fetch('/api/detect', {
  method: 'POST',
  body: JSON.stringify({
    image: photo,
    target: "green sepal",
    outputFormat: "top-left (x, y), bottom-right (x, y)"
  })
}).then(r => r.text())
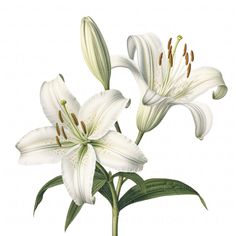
top-left (118, 178), bottom-right (207, 211)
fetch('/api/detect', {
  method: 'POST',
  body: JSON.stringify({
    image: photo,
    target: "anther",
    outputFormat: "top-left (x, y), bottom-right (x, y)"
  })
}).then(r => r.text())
top-left (56, 123), bottom-right (60, 136)
top-left (168, 38), bottom-right (172, 49)
top-left (60, 100), bottom-right (67, 106)
top-left (58, 110), bottom-right (64, 123)
top-left (190, 50), bottom-right (194, 62)
top-left (169, 53), bottom-right (173, 67)
top-left (56, 136), bottom-right (62, 147)
top-left (168, 46), bottom-right (172, 59)
top-left (71, 113), bottom-right (79, 126)
top-left (59, 74), bottom-right (65, 82)
top-left (80, 121), bottom-right (87, 134)
top-left (187, 63), bottom-right (191, 78)
top-left (183, 44), bottom-right (187, 56)
top-left (61, 126), bottom-right (68, 140)
top-left (185, 52), bottom-right (189, 65)
top-left (158, 52), bottom-right (163, 66)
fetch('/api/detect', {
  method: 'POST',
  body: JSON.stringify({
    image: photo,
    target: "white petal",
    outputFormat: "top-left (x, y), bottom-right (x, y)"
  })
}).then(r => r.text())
top-left (40, 75), bottom-right (80, 125)
top-left (127, 33), bottom-right (166, 89)
top-left (176, 67), bottom-right (227, 102)
top-left (182, 102), bottom-right (213, 139)
top-left (142, 88), bottom-right (171, 105)
top-left (78, 90), bottom-right (130, 140)
top-left (111, 55), bottom-right (148, 95)
top-left (137, 101), bottom-right (171, 132)
top-left (93, 131), bottom-right (147, 172)
top-left (16, 127), bottom-right (68, 165)
top-left (62, 144), bottom-right (96, 206)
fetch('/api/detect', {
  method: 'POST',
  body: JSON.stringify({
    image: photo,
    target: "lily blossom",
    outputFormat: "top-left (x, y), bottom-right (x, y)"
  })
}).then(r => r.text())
top-left (16, 75), bottom-right (147, 206)
top-left (111, 34), bottom-right (227, 139)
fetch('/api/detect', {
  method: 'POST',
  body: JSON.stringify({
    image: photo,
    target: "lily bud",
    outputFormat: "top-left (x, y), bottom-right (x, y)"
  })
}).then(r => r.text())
top-left (81, 16), bottom-right (111, 90)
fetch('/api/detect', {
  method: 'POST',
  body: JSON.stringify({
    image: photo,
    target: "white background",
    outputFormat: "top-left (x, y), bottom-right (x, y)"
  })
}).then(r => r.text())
top-left (0, 0), bottom-right (235, 235)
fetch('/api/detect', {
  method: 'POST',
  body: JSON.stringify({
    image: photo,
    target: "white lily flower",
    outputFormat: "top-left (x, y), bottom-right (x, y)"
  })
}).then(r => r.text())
top-left (16, 75), bottom-right (147, 206)
top-left (111, 34), bottom-right (227, 139)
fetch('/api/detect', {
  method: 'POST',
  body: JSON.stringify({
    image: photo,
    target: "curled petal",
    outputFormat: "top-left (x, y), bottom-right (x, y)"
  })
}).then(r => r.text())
top-left (182, 102), bottom-right (213, 140)
top-left (93, 131), bottom-right (147, 172)
top-left (78, 90), bottom-right (130, 140)
top-left (16, 127), bottom-right (69, 165)
top-left (127, 33), bottom-right (166, 89)
top-left (40, 75), bottom-right (80, 125)
top-left (62, 144), bottom-right (96, 206)
top-left (176, 67), bottom-right (228, 102)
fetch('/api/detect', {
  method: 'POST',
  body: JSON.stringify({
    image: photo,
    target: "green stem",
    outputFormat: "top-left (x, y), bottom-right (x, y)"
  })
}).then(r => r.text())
top-left (108, 180), bottom-right (119, 236)
top-left (116, 177), bottom-right (123, 199)
top-left (135, 131), bottom-right (144, 145)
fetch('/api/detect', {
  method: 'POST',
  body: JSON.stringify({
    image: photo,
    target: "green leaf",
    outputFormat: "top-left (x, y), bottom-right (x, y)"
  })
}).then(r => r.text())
top-left (113, 172), bottom-right (146, 192)
top-left (65, 201), bottom-right (83, 231)
top-left (98, 182), bottom-right (113, 206)
top-left (64, 170), bottom-right (108, 231)
top-left (118, 178), bottom-right (207, 211)
top-left (33, 176), bottom-right (63, 214)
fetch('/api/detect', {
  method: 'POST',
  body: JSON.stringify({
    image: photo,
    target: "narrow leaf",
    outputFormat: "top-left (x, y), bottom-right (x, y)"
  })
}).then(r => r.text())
top-left (65, 201), bottom-right (83, 231)
top-left (119, 178), bottom-right (207, 211)
top-left (33, 176), bottom-right (63, 214)
top-left (98, 182), bottom-right (113, 206)
top-left (113, 172), bottom-right (146, 192)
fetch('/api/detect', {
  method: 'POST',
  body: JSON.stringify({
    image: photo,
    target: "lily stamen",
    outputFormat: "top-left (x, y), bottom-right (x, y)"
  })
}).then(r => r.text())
top-left (191, 50), bottom-right (194, 62)
top-left (158, 52), bottom-right (163, 66)
top-left (183, 43), bottom-right (187, 56)
top-left (61, 126), bottom-right (68, 140)
top-left (58, 110), bottom-right (64, 123)
top-left (56, 136), bottom-right (62, 147)
top-left (71, 113), bottom-right (79, 126)
top-left (56, 123), bottom-right (60, 136)
top-left (168, 37), bottom-right (172, 49)
top-left (185, 52), bottom-right (189, 65)
top-left (187, 63), bottom-right (191, 78)
top-left (80, 121), bottom-right (87, 134)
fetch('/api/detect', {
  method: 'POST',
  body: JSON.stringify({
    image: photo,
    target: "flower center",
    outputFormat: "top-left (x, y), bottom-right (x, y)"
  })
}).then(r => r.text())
top-left (157, 35), bottom-right (195, 98)
top-left (54, 100), bottom-right (89, 147)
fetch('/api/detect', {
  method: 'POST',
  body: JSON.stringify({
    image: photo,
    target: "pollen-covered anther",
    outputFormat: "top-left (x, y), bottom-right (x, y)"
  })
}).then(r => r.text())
top-left (80, 121), bottom-right (87, 134)
top-left (55, 123), bottom-right (60, 136)
top-left (71, 113), bottom-right (79, 126)
top-left (185, 52), bottom-right (189, 65)
top-left (56, 136), bottom-right (62, 147)
top-left (158, 52), bottom-right (163, 66)
top-left (58, 110), bottom-right (64, 123)
top-left (183, 43), bottom-right (187, 56)
top-left (169, 53), bottom-right (173, 67)
top-left (168, 38), bottom-right (172, 49)
top-left (61, 126), bottom-right (68, 140)
top-left (168, 46), bottom-right (172, 59)
top-left (190, 50), bottom-right (194, 62)
top-left (187, 63), bottom-right (191, 78)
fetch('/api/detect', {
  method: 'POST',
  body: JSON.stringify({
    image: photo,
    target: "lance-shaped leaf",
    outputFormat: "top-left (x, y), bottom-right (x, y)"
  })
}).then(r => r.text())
top-left (81, 16), bottom-right (111, 90)
top-left (112, 172), bottom-right (146, 192)
top-left (118, 178), bottom-right (207, 211)
top-left (33, 176), bottom-right (63, 214)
